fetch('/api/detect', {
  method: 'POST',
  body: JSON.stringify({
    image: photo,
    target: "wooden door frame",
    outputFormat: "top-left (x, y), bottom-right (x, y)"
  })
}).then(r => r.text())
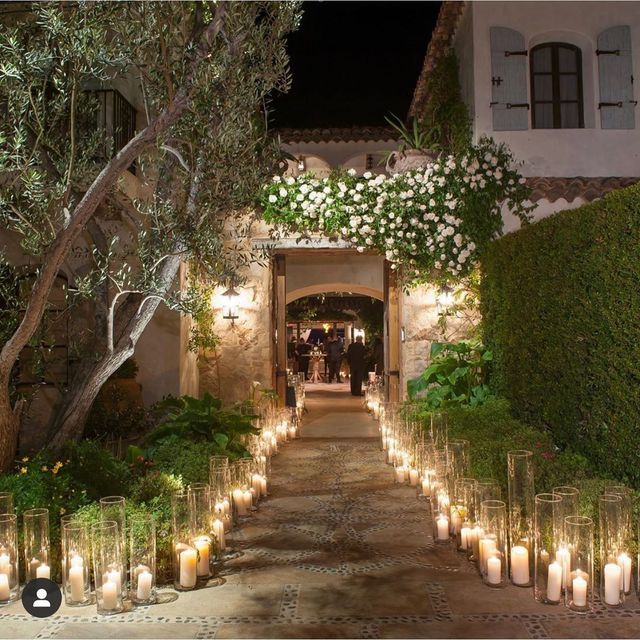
top-left (383, 260), bottom-right (401, 402)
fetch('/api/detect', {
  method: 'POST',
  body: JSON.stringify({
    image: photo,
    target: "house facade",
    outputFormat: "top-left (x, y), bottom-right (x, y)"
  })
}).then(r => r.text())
top-left (411, 1), bottom-right (640, 231)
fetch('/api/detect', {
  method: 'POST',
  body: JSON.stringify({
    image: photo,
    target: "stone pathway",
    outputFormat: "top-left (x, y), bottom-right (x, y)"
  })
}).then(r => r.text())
top-left (1, 384), bottom-right (639, 638)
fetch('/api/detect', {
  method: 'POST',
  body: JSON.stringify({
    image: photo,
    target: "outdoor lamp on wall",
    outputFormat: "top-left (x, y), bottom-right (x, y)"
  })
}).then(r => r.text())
top-left (437, 284), bottom-right (454, 309)
top-left (222, 285), bottom-right (240, 324)
top-left (297, 156), bottom-right (306, 172)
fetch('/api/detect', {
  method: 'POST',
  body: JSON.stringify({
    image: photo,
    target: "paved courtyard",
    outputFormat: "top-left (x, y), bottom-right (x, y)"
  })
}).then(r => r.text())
top-left (1, 383), bottom-right (639, 638)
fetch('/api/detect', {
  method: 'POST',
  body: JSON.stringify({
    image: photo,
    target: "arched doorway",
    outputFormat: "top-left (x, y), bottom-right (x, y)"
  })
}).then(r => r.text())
top-left (272, 250), bottom-right (400, 404)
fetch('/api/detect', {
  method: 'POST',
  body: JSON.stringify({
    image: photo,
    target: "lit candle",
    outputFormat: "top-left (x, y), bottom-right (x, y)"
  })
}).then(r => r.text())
top-left (70, 554), bottom-right (84, 568)
top-left (556, 547), bottom-right (570, 589)
top-left (213, 518), bottom-right (226, 551)
top-left (421, 477), bottom-right (431, 497)
top-left (251, 474), bottom-right (262, 499)
top-left (546, 562), bottom-right (562, 602)
top-left (460, 526), bottom-right (471, 550)
top-left (222, 498), bottom-right (231, 516)
top-left (0, 552), bottom-right (11, 576)
top-left (69, 563), bottom-right (85, 602)
top-left (408, 468), bottom-right (419, 486)
top-left (194, 538), bottom-right (210, 577)
top-left (617, 553), bottom-right (632, 593)
top-left (470, 525), bottom-right (484, 559)
top-left (259, 476), bottom-right (268, 495)
top-left (102, 579), bottom-right (118, 610)
top-left (29, 557), bottom-right (40, 577)
top-left (233, 489), bottom-right (248, 516)
top-left (242, 489), bottom-right (253, 511)
top-left (603, 563), bottom-right (621, 606)
top-left (450, 507), bottom-right (462, 535)
top-left (479, 537), bottom-right (496, 572)
top-left (510, 545), bottom-right (530, 585)
top-left (136, 570), bottom-right (153, 601)
top-left (572, 572), bottom-right (588, 607)
top-left (106, 569), bottom-right (121, 595)
top-left (487, 555), bottom-right (502, 585)
top-left (36, 563), bottom-right (50, 579)
top-left (0, 573), bottom-right (9, 600)
top-left (394, 466), bottom-right (406, 483)
top-left (179, 548), bottom-right (197, 588)
top-left (436, 515), bottom-right (450, 541)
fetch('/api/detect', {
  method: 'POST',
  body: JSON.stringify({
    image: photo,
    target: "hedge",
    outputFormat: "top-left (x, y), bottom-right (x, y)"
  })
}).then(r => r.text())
top-left (481, 184), bottom-right (640, 488)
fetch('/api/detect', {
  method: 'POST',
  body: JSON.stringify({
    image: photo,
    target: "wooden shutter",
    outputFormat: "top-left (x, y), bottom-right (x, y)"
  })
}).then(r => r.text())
top-left (490, 27), bottom-right (529, 130)
top-left (597, 26), bottom-right (635, 129)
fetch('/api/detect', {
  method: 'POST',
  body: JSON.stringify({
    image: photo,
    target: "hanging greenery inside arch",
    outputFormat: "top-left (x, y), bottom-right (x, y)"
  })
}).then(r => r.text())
top-left (259, 137), bottom-right (533, 287)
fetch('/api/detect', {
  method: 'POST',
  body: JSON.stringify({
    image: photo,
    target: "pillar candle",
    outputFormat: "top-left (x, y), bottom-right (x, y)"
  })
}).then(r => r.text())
top-left (179, 548), bottom-right (197, 588)
top-left (222, 498), bottom-right (231, 516)
top-left (0, 573), bottom-right (9, 600)
top-left (0, 553), bottom-right (10, 575)
top-left (556, 547), bottom-right (570, 589)
top-left (487, 555), bottom-right (502, 585)
top-left (572, 572), bottom-right (588, 607)
top-left (29, 557), bottom-right (40, 577)
top-left (102, 579), bottom-right (118, 610)
top-left (408, 468), bottom-right (419, 486)
top-left (106, 569), bottom-right (121, 595)
top-left (36, 563), bottom-right (50, 579)
top-left (259, 476), bottom-right (268, 495)
top-left (233, 489), bottom-right (248, 516)
top-left (421, 477), bottom-right (431, 497)
top-left (510, 545), bottom-right (530, 585)
top-left (617, 553), bottom-right (632, 593)
top-left (603, 563), bottom-right (621, 605)
top-left (394, 466), bottom-right (406, 483)
top-left (479, 538), bottom-right (496, 572)
top-left (436, 515), bottom-right (450, 541)
top-left (69, 564), bottom-right (85, 602)
top-left (136, 570), bottom-right (153, 601)
top-left (213, 518), bottom-right (226, 551)
top-left (251, 474), bottom-right (262, 499)
top-left (546, 562), bottom-right (562, 602)
top-left (450, 508), bottom-right (462, 535)
top-left (471, 526), bottom-right (484, 559)
top-left (460, 526), bottom-right (471, 550)
top-left (242, 489), bottom-right (253, 510)
top-left (194, 538), bottom-right (210, 577)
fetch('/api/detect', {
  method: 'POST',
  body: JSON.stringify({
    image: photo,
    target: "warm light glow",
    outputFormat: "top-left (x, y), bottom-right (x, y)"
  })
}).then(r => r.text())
top-left (437, 284), bottom-right (454, 309)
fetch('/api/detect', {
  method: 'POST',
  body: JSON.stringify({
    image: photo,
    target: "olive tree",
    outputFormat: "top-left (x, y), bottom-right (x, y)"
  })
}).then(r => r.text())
top-left (0, 1), bottom-right (299, 468)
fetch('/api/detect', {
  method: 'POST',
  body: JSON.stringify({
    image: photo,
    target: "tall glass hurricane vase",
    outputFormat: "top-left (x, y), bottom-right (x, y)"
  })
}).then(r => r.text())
top-left (0, 514), bottom-right (19, 604)
top-left (92, 521), bottom-right (124, 615)
top-left (61, 519), bottom-right (91, 606)
top-left (599, 494), bottom-right (624, 607)
top-left (480, 500), bottom-right (508, 588)
top-left (564, 516), bottom-right (593, 613)
top-left (534, 493), bottom-right (562, 604)
top-left (99, 496), bottom-right (127, 597)
top-left (23, 508), bottom-right (50, 582)
top-left (507, 450), bottom-right (534, 587)
top-left (130, 515), bottom-right (156, 605)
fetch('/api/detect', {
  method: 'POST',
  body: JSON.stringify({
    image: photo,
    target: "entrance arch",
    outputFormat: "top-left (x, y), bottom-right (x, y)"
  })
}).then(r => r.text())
top-left (287, 283), bottom-right (384, 304)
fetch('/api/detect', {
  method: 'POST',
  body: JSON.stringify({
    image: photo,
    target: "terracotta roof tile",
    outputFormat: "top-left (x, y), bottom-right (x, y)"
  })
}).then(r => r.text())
top-left (276, 126), bottom-right (398, 144)
top-left (525, 177), bottom-right (639, 203)
top-left (409, 1), bottom-right (466, 118)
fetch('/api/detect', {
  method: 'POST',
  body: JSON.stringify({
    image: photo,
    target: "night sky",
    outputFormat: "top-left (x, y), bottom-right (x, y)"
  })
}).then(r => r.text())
top-left (271, 1), bottom-right (441, 128)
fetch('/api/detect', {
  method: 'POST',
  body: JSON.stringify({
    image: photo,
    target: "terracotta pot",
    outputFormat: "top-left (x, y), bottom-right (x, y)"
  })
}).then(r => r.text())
top-left (386, 148), bottom-right (438, 173)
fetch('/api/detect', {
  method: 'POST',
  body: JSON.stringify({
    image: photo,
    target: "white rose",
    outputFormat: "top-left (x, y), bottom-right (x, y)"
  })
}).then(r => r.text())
top-left (279, 188), bottom-right (287, 197)
top-left (268, 194), bottom-right (277, 203)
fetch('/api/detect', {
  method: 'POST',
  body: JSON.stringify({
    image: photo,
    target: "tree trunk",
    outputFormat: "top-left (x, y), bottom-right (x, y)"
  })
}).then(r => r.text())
top-left (48, 254), bottom-right (182, 449)
top-left (0, 372), bottom-right (20, 473)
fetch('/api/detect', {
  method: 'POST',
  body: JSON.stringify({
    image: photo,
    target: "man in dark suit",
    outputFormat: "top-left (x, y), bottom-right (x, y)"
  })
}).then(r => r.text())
top-left (296, 338), bottom-right (311, 380)
top-left (325, 334), bottom-right (344, 383)
top-left (346, 335), bottom-right (366, 396)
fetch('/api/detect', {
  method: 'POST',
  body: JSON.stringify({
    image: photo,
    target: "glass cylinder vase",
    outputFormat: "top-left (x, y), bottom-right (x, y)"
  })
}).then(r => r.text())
top-left (92, 521), bottom-right (124, 615)
top-left (171, 490), bottom-right (197, 591)
top-left (61, 518), bottom-right (91, 606)
top-left (453, 477), bottom-right (477, 552)
top-left (0, 513), bottom-right (19, 604)
top-left (130, 515), bottom-right (156, 605)
top-left (430, 411), bottom-right (448, 450)
top-left (564, 516), bottom-right (594, 613)
top-left (599, 494), bottom-right (624, 607)
top-left (188, 483), bottom-right (214, 582)
top-left (23, 508), bottom-right (51, 581)
top-left (604, 485), bottom-right (633, 596)
top-left (479, 500), bottom-right (508, 588)
top-left (507, 450), bottom-right (534, 587)
top-left (534, 493), bottom-right (562, 604)
top-left (99, 496), bottom-right (127, 597)
top-left (0, 493), bottom-right (13, 515)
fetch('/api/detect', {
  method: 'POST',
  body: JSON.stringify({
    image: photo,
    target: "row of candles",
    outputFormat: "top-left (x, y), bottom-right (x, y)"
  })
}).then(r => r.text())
top-left (0, 389), bottom-right (304, 613)
top-left (374, 400), bottom-right (640, 612)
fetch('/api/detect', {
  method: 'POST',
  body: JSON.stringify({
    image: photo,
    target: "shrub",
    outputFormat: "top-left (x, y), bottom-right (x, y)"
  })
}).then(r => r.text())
top-left (151, 438), bottom-right (222, 486)
top-left (481, 184), bottom-right (640, 488)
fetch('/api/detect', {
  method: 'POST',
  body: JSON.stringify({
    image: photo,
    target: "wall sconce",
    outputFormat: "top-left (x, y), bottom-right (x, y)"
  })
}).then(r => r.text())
top-left (297, 156), bottom-right (306, 172)
top-left (436, 284), bottom-right (454, 309)
top-left (401, 326), bottom-right (406, 343)
top-left (222, 285), bottom-right (240, 324)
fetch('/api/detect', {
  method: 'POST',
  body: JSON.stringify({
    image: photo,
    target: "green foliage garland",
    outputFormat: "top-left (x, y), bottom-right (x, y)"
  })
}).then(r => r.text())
top-left (260, 138), bottom-right (532, 286)
top-left (481, 184), bottom-right (640, 487)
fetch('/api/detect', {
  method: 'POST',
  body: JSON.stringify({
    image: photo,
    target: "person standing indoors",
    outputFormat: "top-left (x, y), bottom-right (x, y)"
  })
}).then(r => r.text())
top-left (346, 335), bottom-right (366, 396)
top-left (296, 338), bottom-right (311, 380)
top-left (326, 334), bottom-right (344, 383)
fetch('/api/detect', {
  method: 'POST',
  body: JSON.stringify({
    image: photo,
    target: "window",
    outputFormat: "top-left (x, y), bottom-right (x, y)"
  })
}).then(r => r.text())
top-left (94, 89), bottom-right (137, 174)
top-left (530, 43), bottom-right (584, 129)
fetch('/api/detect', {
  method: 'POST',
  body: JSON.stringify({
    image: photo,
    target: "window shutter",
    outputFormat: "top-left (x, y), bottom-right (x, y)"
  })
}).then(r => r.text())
top-left (597, 25), bottom-right (635, 129)
top-left (490, 27), bottom-right (529, 131)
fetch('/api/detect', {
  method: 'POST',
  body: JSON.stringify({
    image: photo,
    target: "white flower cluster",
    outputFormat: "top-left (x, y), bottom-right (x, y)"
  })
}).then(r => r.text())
top-left (262, 143), bottom-right (527, 283)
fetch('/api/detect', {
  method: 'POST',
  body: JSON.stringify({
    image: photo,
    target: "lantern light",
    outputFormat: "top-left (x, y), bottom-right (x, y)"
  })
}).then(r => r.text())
top-left (437, 284), bottom-right (454, 309)
top-left (222, 286), bottom-right (240, 323)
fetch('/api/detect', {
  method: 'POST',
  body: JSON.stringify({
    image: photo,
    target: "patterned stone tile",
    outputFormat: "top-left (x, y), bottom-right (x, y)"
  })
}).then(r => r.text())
top-left (378, 620), bottom-right (530, 638)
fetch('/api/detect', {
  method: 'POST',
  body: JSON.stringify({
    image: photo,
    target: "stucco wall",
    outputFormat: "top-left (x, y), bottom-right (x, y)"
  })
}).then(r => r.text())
top-left (460, 1), bottom-right (640, 178)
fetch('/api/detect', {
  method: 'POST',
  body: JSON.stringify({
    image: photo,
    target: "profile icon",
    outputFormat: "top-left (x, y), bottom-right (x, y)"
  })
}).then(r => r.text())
top-left (22, 578), bottom-right (62, 617)
top-left (33, 588), bottom-right (51, 608)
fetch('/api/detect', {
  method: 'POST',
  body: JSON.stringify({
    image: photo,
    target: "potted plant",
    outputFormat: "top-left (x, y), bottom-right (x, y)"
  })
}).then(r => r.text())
top-left (384, 114), bottom-right (439, 173)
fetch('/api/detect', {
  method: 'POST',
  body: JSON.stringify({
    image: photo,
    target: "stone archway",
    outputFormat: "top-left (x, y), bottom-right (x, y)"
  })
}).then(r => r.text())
top-left (287, 283), bottom-right (384, 304)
